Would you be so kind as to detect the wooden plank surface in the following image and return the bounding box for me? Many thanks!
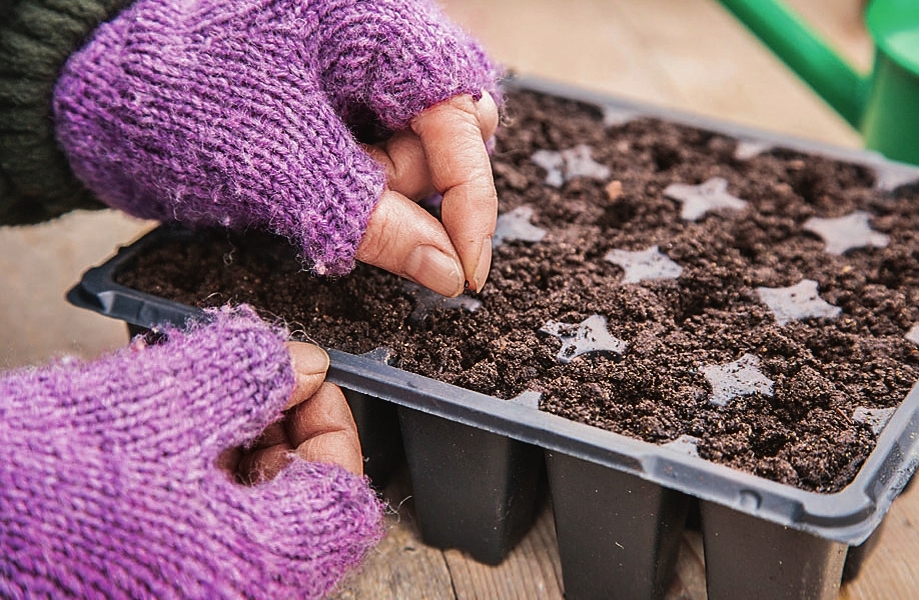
[839,480,919,600]
[331,478,919,599]
[438,0,868,147]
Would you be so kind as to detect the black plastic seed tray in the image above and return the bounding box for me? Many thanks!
[68,78,919,600]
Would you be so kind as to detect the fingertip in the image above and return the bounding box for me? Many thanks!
[476,90,500,141]
[287,342,330,375]
[357,190,465,297]
[468,236,492,293]
[405,244,465,298]
[285,342,330,409]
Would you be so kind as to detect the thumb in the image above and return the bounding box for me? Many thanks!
[235,369,365,483]
[289,381,364,476]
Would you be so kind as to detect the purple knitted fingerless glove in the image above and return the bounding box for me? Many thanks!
[52,0,501,275]
[0,307,383,599]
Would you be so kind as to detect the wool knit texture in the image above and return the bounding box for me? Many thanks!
[0,307,384,599]
[52,0,501,274]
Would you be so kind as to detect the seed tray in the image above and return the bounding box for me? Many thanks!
[68,77,919,600]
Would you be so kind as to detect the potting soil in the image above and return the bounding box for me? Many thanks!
[116,90,919,493]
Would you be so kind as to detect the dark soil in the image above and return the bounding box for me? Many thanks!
[116,89,919,493]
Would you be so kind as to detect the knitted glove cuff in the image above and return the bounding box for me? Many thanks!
[0,0,132,224]
[1,305,294,457]
[315,0,504,132]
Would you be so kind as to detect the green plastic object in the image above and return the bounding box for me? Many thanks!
[718,0,919,165]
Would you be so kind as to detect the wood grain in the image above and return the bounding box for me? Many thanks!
[839,482,919,600]
[330,482,918,600]
[329,509,455,600]
[437,0,866,147]
[446,506,563,600]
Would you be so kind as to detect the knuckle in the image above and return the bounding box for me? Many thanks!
[356,198,399,265]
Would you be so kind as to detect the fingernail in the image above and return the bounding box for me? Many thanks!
[290,343,330,376]
[406,245,464,297]
[471,237,492,292]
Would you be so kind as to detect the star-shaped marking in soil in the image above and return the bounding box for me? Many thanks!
[663,435,701,457]
[755,279,841,327]
[493,205,547,247]
[404,282,482,325]
[602,105,639,126]
[907,324,919,346]
[604,245,684,284]
[531,145,611,188]
[361,347,394,364]
[701,353,775,407]
[803,211,890,255]
[663,177,748,221]
[873,162,919,192]
[734,140,773,161]
[509,391,542,409]
[539,314,628,364]
[852,406,897,435]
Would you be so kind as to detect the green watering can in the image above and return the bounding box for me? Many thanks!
[718,0,919,165]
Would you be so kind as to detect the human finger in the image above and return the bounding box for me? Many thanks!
[364,131,434,202]
[475,90,500,142]
[237,443,293,485]
[216,446,242,475]
[410,92,498,292]
[356,189,465,297]
[288,382,363,476]
[284,342,331,410]
[249,420,289,450]
[365,91,498,202]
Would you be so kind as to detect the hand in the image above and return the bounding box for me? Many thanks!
[222,342,364,481]
[54,0,503,294]
[359,91,500,296]
[0,308,383,599]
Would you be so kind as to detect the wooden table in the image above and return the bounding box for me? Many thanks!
[331,469,919,599]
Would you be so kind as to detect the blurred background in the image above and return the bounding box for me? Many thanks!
[0,0,870,369]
